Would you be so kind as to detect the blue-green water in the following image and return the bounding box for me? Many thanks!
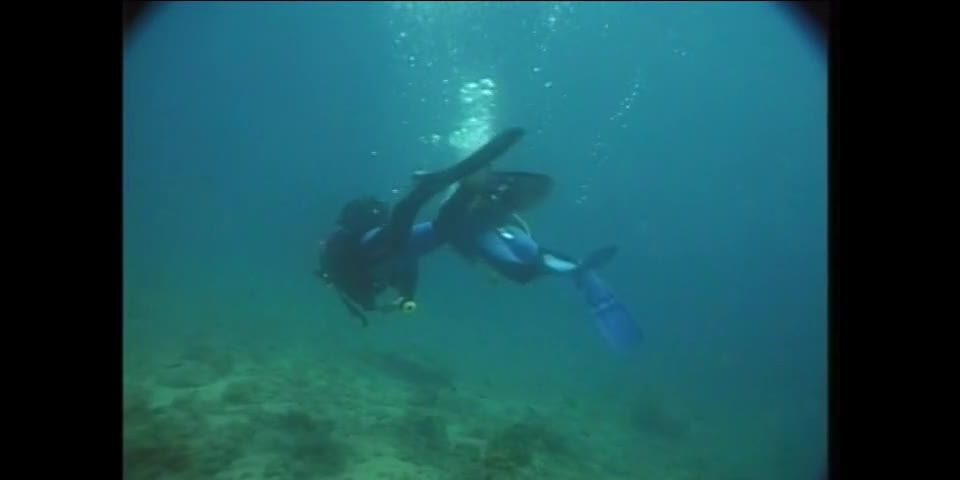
[123,2,826,479]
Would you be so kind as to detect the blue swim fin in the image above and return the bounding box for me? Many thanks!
[576,269,642,352]
[577,245,618,272]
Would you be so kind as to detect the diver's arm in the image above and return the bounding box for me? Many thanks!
[367,260,417,314]
[391,260,418,303]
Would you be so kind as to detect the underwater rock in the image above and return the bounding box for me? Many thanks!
[410,414,450,452]
[170,390,203,412]
[220,379,267,405]
[155,360,221,388]
[408,386,441,409]
[482,424,536,475]
[288,433,352,477]
[123,401,228,479]
[255,407,351,478]
[281,408,333,435]
[181,344,236,376]
[389,412,454,470]
[630,392,690,441]
[450,437,485,467]
[477,418,577,478]
[123,443,192,480]
[192,432,244,476]
[123,383,154,423]
[361,351,455,390]
[467,425,489,439]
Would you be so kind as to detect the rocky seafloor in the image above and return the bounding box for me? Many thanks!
[123,343,734,480]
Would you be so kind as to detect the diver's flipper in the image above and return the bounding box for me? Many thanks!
[475,171,554,212]
[570,246,638,351]
[412,128,526,194]
[577,270,642,352]
[445,171,554,236]
[386,127,525,252]
[591,291,643,352]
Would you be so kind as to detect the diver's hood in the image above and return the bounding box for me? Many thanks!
[337,195,389,233]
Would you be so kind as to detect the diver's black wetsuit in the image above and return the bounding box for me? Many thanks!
[317,128,525,325]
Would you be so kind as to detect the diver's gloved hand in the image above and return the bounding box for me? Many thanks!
[378,296,417,314]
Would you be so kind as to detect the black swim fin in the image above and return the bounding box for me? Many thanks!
[436,170,552,238]
[412,128,526,194]
[475,171,554,213]
[389,127,526,253]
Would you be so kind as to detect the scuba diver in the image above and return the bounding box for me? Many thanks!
[436,168,643,352]
[315,128,526,326]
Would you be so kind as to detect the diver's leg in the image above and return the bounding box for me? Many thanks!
[488,259,541,284]
[472,229,543,283]
[538,249,581,275]
[431,185,477,240]
[539,246,617,276]
[391,259,418,302]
